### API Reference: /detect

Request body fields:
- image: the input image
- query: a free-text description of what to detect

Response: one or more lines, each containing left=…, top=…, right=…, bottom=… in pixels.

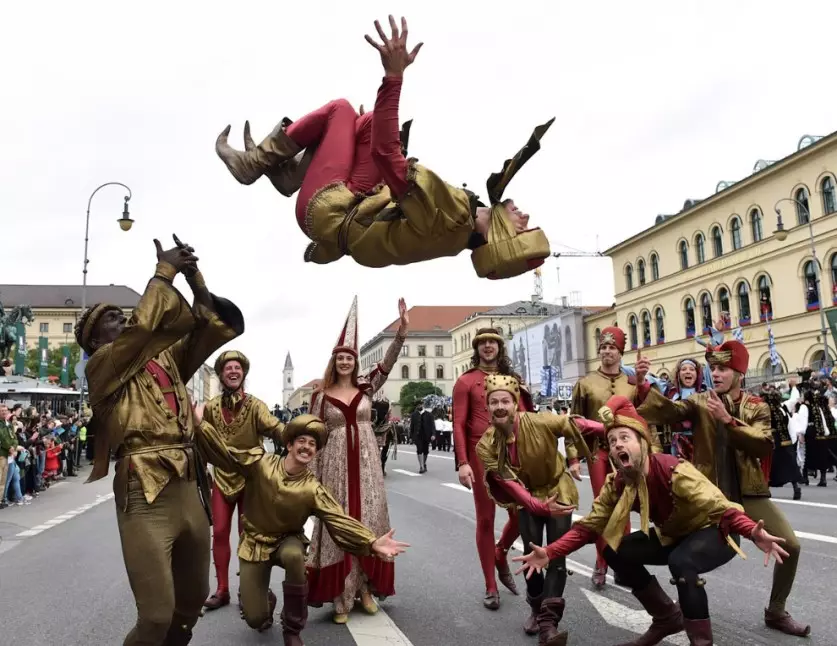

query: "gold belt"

left=119, top=442, right=192, bottom=457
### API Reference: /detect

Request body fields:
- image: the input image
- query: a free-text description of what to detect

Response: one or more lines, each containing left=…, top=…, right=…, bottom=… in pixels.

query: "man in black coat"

left=411, top=403, right=435, bottom=473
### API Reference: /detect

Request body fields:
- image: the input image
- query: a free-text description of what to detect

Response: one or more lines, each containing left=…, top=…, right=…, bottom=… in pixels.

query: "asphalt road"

left=1, top=449, right=835, bottom=645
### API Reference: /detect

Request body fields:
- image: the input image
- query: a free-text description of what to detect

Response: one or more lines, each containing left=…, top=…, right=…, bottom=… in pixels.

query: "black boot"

left=818, top=470, right=827, bottom=487
left=792, top=482, right=801, bottom=500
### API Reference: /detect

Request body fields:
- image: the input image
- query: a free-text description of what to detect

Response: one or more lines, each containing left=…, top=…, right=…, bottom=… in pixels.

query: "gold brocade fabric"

left=304, top=163, right=474, bottom=267
left=195, top=420, right=376, bottom=563
left=569, top=370, right=662, bottom=460
left=638, top=388, right=773, bottom=497
left=475, top=412, right=592, bottom=509
left=85, top=266, right=241, bottom=509
left=576, top=460, right=745, bottom=553
left=203, top=395, right=284, bottom=500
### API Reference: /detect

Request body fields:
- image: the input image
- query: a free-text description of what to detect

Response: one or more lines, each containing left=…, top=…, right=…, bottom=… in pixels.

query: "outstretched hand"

left=372, top=529, right=411, bottom=559
left=544, top=495, right=576, bottom=518
left=154, top=237, right=198, bottom=275
left=751, top=519, right=789, bottom=567
left=512, top=543, right=550, bottom=579
left=398, top=297, right=409, bottom=332
left=172, top=234, right=198, bottom=277
left=365, top=16, right=423, bottom=77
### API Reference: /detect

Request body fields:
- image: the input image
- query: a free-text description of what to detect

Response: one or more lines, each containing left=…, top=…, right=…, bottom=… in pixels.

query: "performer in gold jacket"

left=215, top=16, right=551, bottom=280
left=568, top=326, right=657, bottom=587
left=193, top=411, right=409, bottom=646
left=77, top=236, right=244, bottom=646
left=477, top=374, right=599, bottom=646
left=637, top=340, right=810, bottom=637
left=514, top=395, right=789, bottom=646
left=202, top=350, right=285, bottom=611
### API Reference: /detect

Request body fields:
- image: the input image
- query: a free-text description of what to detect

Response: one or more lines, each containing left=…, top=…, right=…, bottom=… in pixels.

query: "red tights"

left=210, top=485, right=243, bottom=594
left=286, top=76, right=410, bottom=228
left=469, top=452, right=519, bottom=593
left=588, top=448, right=631, bottom=570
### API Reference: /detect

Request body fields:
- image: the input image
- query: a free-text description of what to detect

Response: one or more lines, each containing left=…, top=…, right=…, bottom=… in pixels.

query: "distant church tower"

left=283, top=352, right=294, bottom=406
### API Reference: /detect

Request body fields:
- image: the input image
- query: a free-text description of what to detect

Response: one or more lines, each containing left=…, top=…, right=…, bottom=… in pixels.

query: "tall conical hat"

left=333, top=296, right=359, bottom=357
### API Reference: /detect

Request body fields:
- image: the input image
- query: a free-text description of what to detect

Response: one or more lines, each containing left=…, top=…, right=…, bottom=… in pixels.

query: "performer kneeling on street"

left=513, top=395, right=788, bottom=646
left=477, top=374, right=602, bottom=646
left=193, top=409, right=409, bottom=646
left=216, top=15, right=552, bottom=280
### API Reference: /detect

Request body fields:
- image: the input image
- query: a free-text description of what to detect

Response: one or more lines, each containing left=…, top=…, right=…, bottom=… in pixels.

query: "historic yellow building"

left=584, top=132, right=837, bottom=381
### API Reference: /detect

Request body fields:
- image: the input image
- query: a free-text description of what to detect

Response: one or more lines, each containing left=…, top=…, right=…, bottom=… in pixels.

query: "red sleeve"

left=544, top=524, right=598, bottom=559
left=452, top=376, right=470, bottom=468
left=719, top=508, right=757, bottom=538
left=574, top=417, right=605, bottom=438
left=487, top=473, right=549, bottom=516
left=633, top=380, right=651, bottom=406
left=371, top=76, right=410, bottom=198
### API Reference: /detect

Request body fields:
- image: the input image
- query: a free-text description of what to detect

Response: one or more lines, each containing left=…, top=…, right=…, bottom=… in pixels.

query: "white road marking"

left=441, top=483, right=473, bottom=493
left=14, top=493, right=114, bottom=539
left=397, top=448, right=455, bottom=461
left=392, top=469, right=421, bottom=477
left=346, top=610, right=414, bottom=645
left=772, top=497, right=837, bottom=510
left=795, top=530, right=837, bottom=544
left=581, top=588, right=689, bottom=645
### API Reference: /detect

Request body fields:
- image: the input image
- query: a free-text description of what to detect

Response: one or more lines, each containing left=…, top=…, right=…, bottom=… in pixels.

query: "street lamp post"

left=78, top=182, right=134, bottom=412
left=773, top=197, right=832, bottom=370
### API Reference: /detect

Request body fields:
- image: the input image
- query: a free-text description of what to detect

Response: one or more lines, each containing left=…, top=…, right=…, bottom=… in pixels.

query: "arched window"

left=758, top=276, right=773, bottom=321
left=637, top=259, right=646, bottom=286
left=700, top=293, right=713, bottom=332
left=718, top=287, right=730, bottom=327
left=695, top=233, right=706, bottom=264
left=594, top=327, right=602, bottom=348
left=655, top=307, right=665, bottom=343
left=822, top=176, right=837, bottom=214
left=436, top=365, right=444, bottom=379
left=641, top=311, right=651, bottom=347
left=650, top=253, right=660, bottom=280
left=730, top=216, right=743, bottom=250
left=750, top=208, right=763, bottom=242
left=628, top=315, right=638, bottom=350
left=565, top=326, right=573, bottom=361
left=625, top=264, right=634, bottom=290
left=684, top=298, right=696, bottom=338
left=804, top=260, right=820, bottom=309
left=419, top=364, right=427, bottom=380
left=679, top=241, right=688, bottom=270
left=401, top=365, right=409, bottom=379
left=738, top=282, right=751, bottom=323
left=711, top=226, right=723, bottom=257
left=796, top=187, right=810, bottom=224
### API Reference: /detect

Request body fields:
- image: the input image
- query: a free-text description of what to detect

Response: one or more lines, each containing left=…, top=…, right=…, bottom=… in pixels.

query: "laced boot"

left=216, top=119, right=302, bottom=186
left=495, top=544, right=519, bottom=595
left=537, top=597, right=568, bottom=646
left=280, top=582, right=308, bottom=646
left=683, top=618, right=713, bottom=645
left=524, top=593, right=544, bottom=635
left=615, top=576, right=684, bottom=646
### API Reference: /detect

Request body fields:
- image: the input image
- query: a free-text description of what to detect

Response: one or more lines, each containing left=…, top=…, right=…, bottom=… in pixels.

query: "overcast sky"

left=4, top=1, right=836, bottom=401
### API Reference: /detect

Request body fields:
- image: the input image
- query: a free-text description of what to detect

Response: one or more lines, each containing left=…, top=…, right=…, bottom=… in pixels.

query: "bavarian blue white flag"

left=540, top=366, right=558, bottom=397
left=767, top=323, right=780, bottom=367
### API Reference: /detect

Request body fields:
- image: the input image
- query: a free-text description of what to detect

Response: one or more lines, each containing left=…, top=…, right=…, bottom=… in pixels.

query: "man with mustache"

left=203, top=351, right=286, bottom=611
left=569, top=326, right=658, bottom=588
left=453, top=327, right=533, bottom=609
left=477, top=374, right=601, bottom=646
left=514, top=395, right=789, bottom=646
left=193, top=410, right=409, bottom=645
left=638, top=340, right=809, bottom=637
left=77, top=235, right=244, bottom=646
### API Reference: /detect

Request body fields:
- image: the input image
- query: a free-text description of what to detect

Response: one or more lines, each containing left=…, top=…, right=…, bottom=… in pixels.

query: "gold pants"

left=117, top=475, right=210, bottom=646
left=238, top=536, right=306, bottom=629
left=741, top=496, right=801, bottom=614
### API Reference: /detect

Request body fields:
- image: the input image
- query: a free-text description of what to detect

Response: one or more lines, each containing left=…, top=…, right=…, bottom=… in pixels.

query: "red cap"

left=705, top=340, right=749, bottom=374
left=599, top=395, right=653, bottom=451
left=599, top=326, right=626, bottom=354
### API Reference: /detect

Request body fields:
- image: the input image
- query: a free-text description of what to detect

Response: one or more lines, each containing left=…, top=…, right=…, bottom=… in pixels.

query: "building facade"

left=286, top=378, right=320, bottom=412
left=185, top=363, right=221, bottom=405
left=583, top=131, right=837, bottom=382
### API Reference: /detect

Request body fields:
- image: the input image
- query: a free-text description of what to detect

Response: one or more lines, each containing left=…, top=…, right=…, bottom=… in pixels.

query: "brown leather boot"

left=495, top=544, right=519, bottom=595
left=537, top=597, right=568, bottom=646
left=281, top=582, right=308, bottom=646
left=615, top=576, right=684, bottom=646
left=683, top=618, right=713, bottom=645
left=258, top=588, right=278, bottom=633
left=216, top=119, right=302, bottom=186
left=764, top=608, right=811, bottom=637
left=483, top=590, right=500, bottom=610
left=524, top=593, right=544, bottom=635
left=591, top=566, right=607, bottom=589
left=203, top=589, right=230, bottom=611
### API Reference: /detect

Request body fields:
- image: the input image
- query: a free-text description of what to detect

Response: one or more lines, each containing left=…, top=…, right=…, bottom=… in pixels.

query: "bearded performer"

left=761, top=385, right=802, bottom=501
left=568, top=326, right=657, bottom=588
left=477, top=374, right=602, bottom=646
left=514, top=395, right=789, bottom=646
left=453, top=327, right=534, bottom=609
left=638, top=340, right=810, bottom=637
left=78, top=236, right=244, bottom=646
left=202, top=351, right=285, bottom=611
left=193, top=411, right=408, bottom=645
left=215, top=15, right=551, bottom=280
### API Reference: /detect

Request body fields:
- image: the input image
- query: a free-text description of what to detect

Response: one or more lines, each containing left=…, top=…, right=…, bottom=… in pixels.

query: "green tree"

left=25, top=343, right=81, bottom=379
left=398, top=380, right=442, bottom=415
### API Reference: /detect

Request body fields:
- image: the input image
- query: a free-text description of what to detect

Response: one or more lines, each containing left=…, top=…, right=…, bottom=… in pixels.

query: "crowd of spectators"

left=0, top=402, right=88, bottom=509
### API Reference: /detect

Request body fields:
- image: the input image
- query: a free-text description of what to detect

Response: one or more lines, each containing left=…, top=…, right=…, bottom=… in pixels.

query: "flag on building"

left=732, top=327, right=745, bottom=343
left=60, top=345, right=70, bottom=386
left=38, top=336, right=48, bottom=379
left=540, top=366, right=558, bottom=397
left=767, top=323, right=780, bottom=367
left=14, top=322, right=26, bottom=375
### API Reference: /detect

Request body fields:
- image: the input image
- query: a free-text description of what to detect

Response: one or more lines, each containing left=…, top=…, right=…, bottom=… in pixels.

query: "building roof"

left=0, top=284, right=141, bottom=309
left=382, top=305, right=497, bottom=334
left=480, top=301, right=564, bottom=317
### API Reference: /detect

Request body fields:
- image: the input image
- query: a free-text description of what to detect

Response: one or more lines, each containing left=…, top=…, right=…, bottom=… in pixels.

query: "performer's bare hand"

left=193, top=402, right=206, bottom=424
left=568, top=461, right=583, bottom=481
left=172, top=234, right=198, bottom=277
left=365, top=16, right=423, bottom=77
left=397, top=297, right=410, bottom=332
left=635, top=348, right=650, bottom=385
left=458, top=464, right=475, bottom=489
left=512, top=543, right=550, bottom=579
left=706, top=390, right=733, bottom=424
left=750, top=520, right=789, bottom=566
left=545, top=495, right=576, bottom=518
left=372, top=529, right=411, bottom=559
left=154, top=238, right=198, bottom=275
